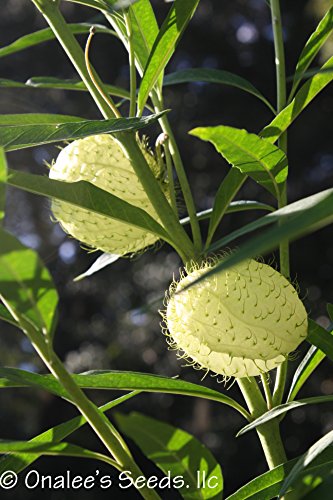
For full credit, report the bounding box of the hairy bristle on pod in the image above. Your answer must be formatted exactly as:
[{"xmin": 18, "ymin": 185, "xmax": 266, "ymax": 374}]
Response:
[
  {"xmin": 49, "ymin": 134, "xmax": 167, "ymax": 256},
  {"xmin": 164, "ymin": 259, "xmax": 308, "ymax": 379}
]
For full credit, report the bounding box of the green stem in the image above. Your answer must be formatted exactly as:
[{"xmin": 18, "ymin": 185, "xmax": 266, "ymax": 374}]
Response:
[
  {"xmin": 270, "ymin": 0, "xmax": 290, "ymax": 408},
  {"xmin": 164, "ymin": 139, "xmax": 178, "ymax": 216},
  {"xmin": 260, "ymin": 374, "xmax": 273, "ymax": 410},
  {"xmin": 124, "ymin": 11, "xmax": 137, "ymax": 117},
  {"xmin": 152, "ymin": 91, "xmax": 203, "ymax": 255},
  {"xmin": 24, "ymin": 325, "xmax": 160, "ymax": 500},
  {"xmin": 30, "ymin": 0, "xmax": 196, "ymax": 264},
  {"xmin": 238, "ymin": 378, "xmax": 287, "ymax": 469}
]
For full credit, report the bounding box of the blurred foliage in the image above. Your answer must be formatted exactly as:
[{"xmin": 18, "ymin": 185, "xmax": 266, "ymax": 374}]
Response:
[{"xmin": 0, "ymin": 0, "xmax": 333, "ymax": 497}]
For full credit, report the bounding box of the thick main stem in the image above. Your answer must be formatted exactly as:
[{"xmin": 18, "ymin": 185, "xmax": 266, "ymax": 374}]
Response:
[{"xmin": 238, "ymin": 378, "xmax": 287, "ymax": 469}]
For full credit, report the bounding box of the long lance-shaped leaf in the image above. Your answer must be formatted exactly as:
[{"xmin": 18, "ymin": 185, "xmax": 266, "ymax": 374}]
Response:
[
  {"xmin": 206, "ymin": 169, "xmax": 246, "ymax": 247},
  {"xmin": 0, "ymin": 113, "xmax": 164, "ymax": 151},
  {"xmin": 209, "ymin": 188, "xmax": 333, "ymax": 253},
  {"xmin": 280, "ymin": 430, "xmax": 333, "ymax": 497},
  {"xmin": 74, "ymin": 253, "xmax": 120, "ymax": 282},
  {"xmin": 289, "ymin": 7, "xmax": 333, "ymax": 101},
  {"xmin": 287, "ymin": 320, "xmax": 333, "ymax": 402},
  {"xmin": 0, "ymin": 113, "xmax": 83, "ymax": 126},
  {"xmin": 63, "ymin": 0, "xmax": 107, "ymax": 9},
  {"xmin": 0, "ymin": 229, "xmax": 58, "ymax": 338},
  {"xmin": 4, "ymin": 169, "xmax": 170, "ymax": 243},
  {"xmin": 116, "ymin": 412, "xmax": 224, "ymax": 500},
  {"xmin": 237, "ymin": 395, "xmax": 333, "ymax": 437},
  {"xmin": 307, "ymin": 318, "xmax": 333, "ymax": 362},
  {"xmin": 164, "ymin": 68, "xmax": 276, "ymax": 114},
  {"xmin": 0, "ymin": 441, "xmax": 117, "ymax": 468},
  {"xmin": 0, "ymin": 24, "xmax": 116, "ymax": 59},
  {"xmin": 287, "ymin": 345, "xmax": 324, "ymax": 401},
  {"xmin": 0, "ymin": 392, "xmax": 137, "ymax": 475},
  {"xmin": 0, "ymin": 77, "xmax": 130, "ymax": 99},
  {"xmin": 191, "ymin": 125, "xmax": 288, "ymax": 198},
  {"xmin": 138, "ymin": 0, "xmax": 200, "ymax": 114},
  {"xmin": 0, "ymin": 368, "xmax": 250, "ymax": 419},
  {"xmin": 191, "ymin": 188, "xmax": 333, "ymax": 292},
  {"xmin": 261, "ymin": 54, "xmax": 333, "ymax": 144},
  {"xmin": 0, "ymin": 147, "xmax": 7, "ymax": 224},
  {"xmin": 225, "ymin": 449, "xmax": 333, "ymax": 500},
  {"xmin": 65, "ymin": 0, "xmax": 138, "ymax": 10},
  {"xmin": 180, "ymin": 201, "xmax": 275, "ymax": 227},
  {"xmin": 106, "ymin": 0, "xmax": 160, "ymax": 77}
]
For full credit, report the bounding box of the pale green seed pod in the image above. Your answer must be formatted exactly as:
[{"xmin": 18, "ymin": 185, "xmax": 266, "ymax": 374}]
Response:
[
  {"xmin": 50, "ymin": 134, "xmax": 166, "ymax": 255},
  {"xmin": 165, "ymin": 259, "xmax": 308, "ymax": 379}
]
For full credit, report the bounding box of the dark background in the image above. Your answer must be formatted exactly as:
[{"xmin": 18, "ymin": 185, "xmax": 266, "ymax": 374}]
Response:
[{"xmin": 1, "ymin": 0, "xmax": 333, "ymax": 498}]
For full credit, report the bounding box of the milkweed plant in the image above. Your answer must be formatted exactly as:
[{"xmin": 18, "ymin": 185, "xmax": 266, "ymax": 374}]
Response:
[{"xmin": 0, "ymin": 0, "xmax": 333, "ymax": 498}]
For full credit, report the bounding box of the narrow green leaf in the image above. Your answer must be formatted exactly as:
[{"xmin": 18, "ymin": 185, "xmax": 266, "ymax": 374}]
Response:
[
  {"xmin": 290, "ymin": 7, "xmax": 333, "ymax": 100},
  {"xmin": 206, "ymin": 169, "xmax": 246, "ymax": 246},
  {"xmin": 238, "ymin": 395, "xmax": 333, "ymax": 437},
  {"xmin": 0, "ymin": 440, "xmax": 116, "ymax": 467},
  {"xmin": 0, "ymin": 147, "xmax": 7, "ymax": 224},
  {"xmin": 0, "ymin": 113, "xmax": 82, "ymax": 126},
  {"xmin": 287, "ymin": 320, "xmax": 333, "ymax": 402},
  {"xmin": 191, "ymin": 125, "xmax": 288, "ymax": 198},
  {"xmin": 226, "ymin": 449, "xmax": 333, "ymax": 500},
  {"xmin": 180, "ymin": 201, "xmax": 275, "ymax": 227},
  {"xmin": 224, "ymin": 200, "xmax": 275, "ymax": 214},
  {"xmin": 261, "ymin": 55, "xmax": 333, "ymax": 144},
  {"xmin": 5, "ymin": 169, "xmax": 170, "ymax": 242},
  {"xmin": 74, "ymin": 253, "xmax": 120, "ymax": 282},
  {"xmin": 164, "ymin": 68, "xmax": 276, "ymax": 114},
  {"xmin": 0, "ymin": 392, "xmax": 136, "ymax": 474},
  {"xmin": 129, "ymin": 0, "xmax": 160, "ymax": 68},
  {"xmin": 208, "ymin": 188, "xmax": 333, "ymax": 253},
  {"xmin": 280, "ymin": 430, "xmax": 333, "ymax": 497},
  {"xmin": 0, "ymin": 368, "xmax": 249, "ymax": 416},
  {"xmin": 307, "ymin": 318, "xmax": 333, "ymax": 363},
  {"xmin": 0, "ymin": 24, "xmax": 116, "ymax": 59},
  {"xmin": 105, "ymin": 0, "xmax": 164, "ymax": 110},
  {"xmin": 138, "ymin": 0, "xmax": 200, "ymax": 114},
  {"xmin": 64, "ymin": 0, "xmax": 136, "ymax": 10},
  {"xmin": 0, "ymin": 77, "xmax": 130, "ymax": 99},
  {"xmin": 287, "ymin": 346, "xmax": 325, "ymax": 402},
  {"xmin": 116, "ymin": 412, "xmax": 223, "ymax": 499},
  {"xmin": 0, "ymin": 229, "xmax": 58, "ymax": 337},
  {"xmin": 106, "ymin": 0, "xmax": 164, "ymax": 105},
  {"xmin": 28, "ymin": 77, "xmax": 130, "ymax": 98},
  {"xmin": 195, "ymin": 189, "xmax": 333, "ymax": 292},
  {"xmin": 0, "ymin": 113, "xmax": 164, "ymax": 151}
]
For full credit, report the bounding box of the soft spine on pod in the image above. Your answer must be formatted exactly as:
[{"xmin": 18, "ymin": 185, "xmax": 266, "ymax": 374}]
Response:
[
  {"xmin": 164, "ymin": 258, "xmax": 308, "ymax": 379},
  {"xmin": 49, "ymin": 134, "xmax": 167, "ymax": 256}
]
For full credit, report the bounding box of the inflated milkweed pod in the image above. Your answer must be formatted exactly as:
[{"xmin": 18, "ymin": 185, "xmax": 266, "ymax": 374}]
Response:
[
  {"xmin": 50, "ymin": 134, "xmax": 167, "ymax": 256},
  {"xmin": 165, "ymin": 259, "xmax": 308, "ymax": 379}
]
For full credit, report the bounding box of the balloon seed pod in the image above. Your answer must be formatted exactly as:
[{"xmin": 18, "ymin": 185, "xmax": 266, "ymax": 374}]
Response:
[
  {"xmin": 49, "ymin": 134, "xmax": 168, "ymax": 256},
  {"xmin": 164, "ymin": 258, "xmax": 308, "ymax": 379}
]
